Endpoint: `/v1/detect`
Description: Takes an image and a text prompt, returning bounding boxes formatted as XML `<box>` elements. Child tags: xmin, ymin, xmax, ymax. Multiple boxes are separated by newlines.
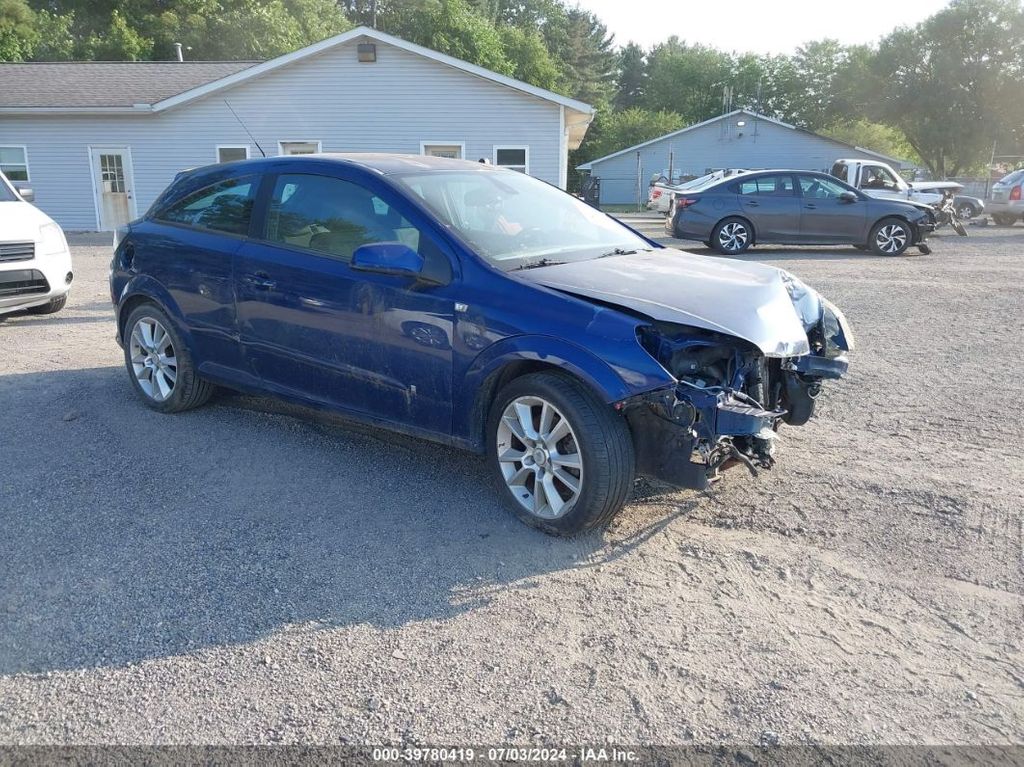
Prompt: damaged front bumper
<box><xmin>625</xmin><ymin>301</ymin><xmax>853</xmax><ymax>490</ymax></box>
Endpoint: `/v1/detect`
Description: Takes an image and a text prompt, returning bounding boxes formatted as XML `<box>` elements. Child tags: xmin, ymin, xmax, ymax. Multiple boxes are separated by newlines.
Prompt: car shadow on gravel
<box><xmin>0</xmin><ymin>366</ymin><xmax>679</xmax><ymax>676</ymax></box>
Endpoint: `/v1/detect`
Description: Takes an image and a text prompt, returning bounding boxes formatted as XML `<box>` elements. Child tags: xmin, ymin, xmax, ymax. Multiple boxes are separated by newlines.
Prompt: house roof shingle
<box><xmin>0</xmin><ymin>61</ymin><xmax>259</xmax><ymax>108</ymax></box>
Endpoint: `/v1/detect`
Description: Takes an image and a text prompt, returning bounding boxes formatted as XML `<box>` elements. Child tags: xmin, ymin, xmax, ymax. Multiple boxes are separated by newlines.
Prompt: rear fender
<box><xmin>115</xmin><ymin>275</ymin><xmax>194</xmax><ymax>349</ymax></box>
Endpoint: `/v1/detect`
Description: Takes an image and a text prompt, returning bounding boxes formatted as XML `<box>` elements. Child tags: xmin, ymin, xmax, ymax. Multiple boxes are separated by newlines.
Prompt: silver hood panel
<box><xmin>519</xmin><ymin>249</ymin><xmax>811</xmax><ymax>357</ymax></box>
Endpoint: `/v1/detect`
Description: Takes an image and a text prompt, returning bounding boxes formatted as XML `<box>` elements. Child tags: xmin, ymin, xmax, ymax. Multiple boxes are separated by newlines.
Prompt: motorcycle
<box><xmin>935</xmin><ymin>189</ymin><xmax>969</xmax><ymax>237</ymax></box>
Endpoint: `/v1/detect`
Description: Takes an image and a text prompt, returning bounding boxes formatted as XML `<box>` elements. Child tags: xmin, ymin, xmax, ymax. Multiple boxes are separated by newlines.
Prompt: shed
<box><xmin>577</xmin><ymin>109</ymin><xmax>906</xmax><ymax>206</ymax></box>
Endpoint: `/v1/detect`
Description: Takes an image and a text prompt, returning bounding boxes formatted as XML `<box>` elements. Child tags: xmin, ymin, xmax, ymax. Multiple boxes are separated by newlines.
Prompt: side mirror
<box><xmin>15</xmin><ymin>185</ymin><xmax>34</xmax><ymax>203</ymax></box>
<box><xmin>351</xmin><ymin>242</ymin><xmax>424</xmax><ymax>278</ymax></box>
<box><xmin>838</xmin><ymin>191</ymin><xmax>858</xmax><ymax>203</ymax></box>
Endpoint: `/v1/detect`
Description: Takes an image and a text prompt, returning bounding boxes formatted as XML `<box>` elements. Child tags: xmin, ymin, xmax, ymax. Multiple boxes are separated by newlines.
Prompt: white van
<box><xmin>0</xmin><ymin>171</ymin><xmax>73</xmax><ymax>317</ymax></box>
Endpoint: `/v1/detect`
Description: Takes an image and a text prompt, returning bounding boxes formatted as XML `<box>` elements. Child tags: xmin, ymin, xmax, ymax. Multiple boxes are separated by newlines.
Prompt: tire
<box><xmin>26</xmin><ymin>294</ymin><xmax>67</xmax><ymax>315</ymax></box>
<box><xmin>992</xmin><ymin>213</ymin><xmax>1017</xmax><ymax>227</ymax></box>
<box><xmin>711</xmin><ymin>217</ymin><xmax>753</xmax><ymax>255</ymax></box>
<box><xmin>955</xmin><ymin>203</ymin><xmax>975</xmax><ymax>220</ymax></box>
<box><xmin>486</xmin><ymin>371</ymin><xmax>635</xmax><ymax>536</ymax></box>
<box><xmin>869</xmin><ymin>217</ymin><xmax>912</xmax><ymax>256</ymax></box>
<box><xmin>123</xmin><ymin>303</ymin><xmax>215</xmax><ymax>413</ymax></box>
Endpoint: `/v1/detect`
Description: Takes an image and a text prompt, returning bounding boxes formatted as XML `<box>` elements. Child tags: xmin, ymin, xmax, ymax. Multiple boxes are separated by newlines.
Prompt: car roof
<box><xmin>216</xmin><ymin>152</ymin><xmax>494</xmax><ymax>176</ymax></box>
<box><xmin>700</xmin><ymin>169</ymin><xmax>833</xmax><ymax>189</ymax></box>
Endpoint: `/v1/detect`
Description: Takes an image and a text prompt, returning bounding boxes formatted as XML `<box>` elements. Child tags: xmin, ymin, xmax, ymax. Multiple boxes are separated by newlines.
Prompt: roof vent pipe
<box><xmin>174</xmin><ymin>43</ymin><xmax>184</xmax><ymax>62</ymax></box>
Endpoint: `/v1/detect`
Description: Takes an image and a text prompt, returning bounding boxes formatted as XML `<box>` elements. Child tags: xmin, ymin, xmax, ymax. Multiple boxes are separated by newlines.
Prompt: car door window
<box><xmin>264</xmin><ymin>173</ymin><xmax>424</xmax><ymax>262</ymax></box>
<box><xmin>156</xmin><ymin>176</ymin><xmax>255</xmax><ymax>235</ymax></box>
<box><xmin>798</xmin><ymin>176</ymin><xmax>851</xmax><ymax>200</ymax></box>
<box><xmin>737</xmin><ymin>175</ymin><xmax>795</xmax><ymax>196</ymax></box>
<box><xmin>262</xmin><ymin>173</ymin><xmax>453</xmax><ymax>283</ymax></box>
<box><xmin>860</xmin><ymin>166</ymin><xmax>899</xmax><ymax>191</ymax></box>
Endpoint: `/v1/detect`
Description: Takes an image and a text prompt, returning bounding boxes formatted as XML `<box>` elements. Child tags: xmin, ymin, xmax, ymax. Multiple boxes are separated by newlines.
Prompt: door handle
<box><xmin>243</xmin><ymin>273</ymin><xmax>276</xmax><ymax>290</ymax></box>
<box><xmin>744</xmin><ymin>200</ymin><xmax>760</xmax><ymax>207</ymax></box>
<box><xmin>804</xmin><ymin>204</ymin><xmax>817</xmax><ymax>209</ymax></box>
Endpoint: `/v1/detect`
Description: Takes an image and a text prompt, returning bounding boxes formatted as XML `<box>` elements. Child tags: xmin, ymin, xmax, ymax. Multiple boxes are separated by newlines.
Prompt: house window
<box><xmin>0</xmin><ymin>146</ymin><xmax>29</xmax><ymax>182</ymax></box>
<box><xmin>493</xmin><ymin>146</ymin><xmax>528</xmax><ymax>173</ymax></box>
<box><xmin>421</xmin><ymin>143</ymin><xmax>464</xmax><ymax>159</ymax></box>
<box><xmin>217</xmin><ymin>145</ymin><xmax>250</xmax><ymax>163</ymax></box>
<box><xmin>279</xmin><ymin>141</ymin><xmax>321</xmax><ymax>156</ymax></box>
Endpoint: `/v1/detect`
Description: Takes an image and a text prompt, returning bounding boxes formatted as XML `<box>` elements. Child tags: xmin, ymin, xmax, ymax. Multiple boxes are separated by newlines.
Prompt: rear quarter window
<box><xmin>997</xmin><ymin>169</ymin><xmax>1024</xmax><ymax>185</ymax></box>
<box><xmin>155</xmin><ymin>175</ymin><xmax>256</xmax><ymax>236</ymax></box>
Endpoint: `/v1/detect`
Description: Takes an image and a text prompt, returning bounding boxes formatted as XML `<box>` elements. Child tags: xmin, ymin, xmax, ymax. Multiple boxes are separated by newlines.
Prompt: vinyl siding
<box><xmin>586</xmin><ymin>118</ymin><xmax>892</xmax><ymax>206</ymax></box>
<box><xmin>0</xmin><ymin>39</ymin><xmax>563</xmax><ymax>230</ymax></box>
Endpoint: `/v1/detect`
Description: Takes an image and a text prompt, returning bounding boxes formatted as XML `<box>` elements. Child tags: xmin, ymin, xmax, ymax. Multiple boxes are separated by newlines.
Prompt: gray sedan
<box><xmin>665</xmin><ymin>170</ymin><xmax>936</xmax><ymax>256</ymax></box>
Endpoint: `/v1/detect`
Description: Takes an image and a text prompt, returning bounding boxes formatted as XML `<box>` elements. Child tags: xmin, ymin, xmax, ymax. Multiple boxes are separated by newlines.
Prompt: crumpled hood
<box><xmin>518</xmin><ymin>248</ymin><xmax>811</xmax><ymax>357</ymax></box>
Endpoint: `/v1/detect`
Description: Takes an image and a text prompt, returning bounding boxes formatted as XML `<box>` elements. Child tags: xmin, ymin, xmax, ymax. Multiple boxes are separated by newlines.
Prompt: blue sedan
<box><xmin>110</xmin><ymin>155</ymin><xmax>853</xmax><ymax>535</ymax></box>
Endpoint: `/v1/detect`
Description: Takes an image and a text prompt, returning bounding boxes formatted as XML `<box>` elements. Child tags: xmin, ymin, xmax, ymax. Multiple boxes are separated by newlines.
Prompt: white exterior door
<box><xmin>89</xmin><ymin>147</ymin><xmax>136</xmax><ymax>231</ymax></box>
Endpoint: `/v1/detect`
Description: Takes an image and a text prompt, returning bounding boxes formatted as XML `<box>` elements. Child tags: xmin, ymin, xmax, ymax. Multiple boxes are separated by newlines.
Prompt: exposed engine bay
<box><xmin>624</xmin><ymin>298</ymin><xmax>853</xmax><ymax>490</ymax></box>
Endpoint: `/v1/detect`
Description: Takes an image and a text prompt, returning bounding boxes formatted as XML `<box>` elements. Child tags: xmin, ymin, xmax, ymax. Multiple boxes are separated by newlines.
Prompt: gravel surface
<box><xmin>0</xmin><ymin>225</ymin><xmax>1022</xmax><ymax>746</ymax></box>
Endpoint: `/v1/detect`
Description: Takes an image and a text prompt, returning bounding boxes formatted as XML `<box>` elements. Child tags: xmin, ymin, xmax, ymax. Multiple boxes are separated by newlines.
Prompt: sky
<box><xmin>575</xmin><ymin>0</ymin><xmax>945</xmax><ymax>54</ymax></box>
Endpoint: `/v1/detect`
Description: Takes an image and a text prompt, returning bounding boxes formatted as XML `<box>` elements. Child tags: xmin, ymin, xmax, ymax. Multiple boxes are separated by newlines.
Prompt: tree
<box><xmin>32</xmin><ymin>10</ymin><xmax>75</xmax><ymax>60</ymax></box>
<box><xmin>869</xmin><ymin>0</ymin><xmax>1024</xmax><ymax>176</ymax></box>
<box><xmin>614</xmin><ymin>42</ymin><xmax>645</xmax><ymax>110</ymax></box>
<box><xmin>787</xmin><ymin>40</ymin><xmax>873</xmax><ymax>130</ymax></box>
<box><xmin>0</xmin><ymin>0</ymin><xmax>37</xmax><ymax>61</ymax></box>
<box><xmin>729</xmin><ymin>52</ymin><xmax>799</xmax><ymax>122</ymax></box>
<box><xmin>821</xmin><ymin>120</ymin><xmax>921</xmax><ymax>165</ymax></box>
<box><xmin>25</xmin><ymin>0</ymin><xmax>351</xmax><ymax>60</ymax></box>
<box><xmin>499</xmin><ymin>25</ymin><xmax>560</xmax><ymax>90</ymax></box>
<box><xmin>577</xmin><ymin>107</ymin><xmax>685</xmax><ymax>165</ymax></box>
<box><xmin>542</xmin><ymin>7</ymin><xmax>617</xmax><ymax>107</ymax></box>
<box><xmin>641</xmin><ymin>38</ymin><xmax>733</xmax><ymax>123</ymax></box>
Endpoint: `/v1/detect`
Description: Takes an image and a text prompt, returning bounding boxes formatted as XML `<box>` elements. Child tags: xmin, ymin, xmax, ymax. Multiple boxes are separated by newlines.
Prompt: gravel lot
<box><xmin>0</xmin><ymin>224</ymin><xmax>1022</xmax><ymax>746</ymax></box>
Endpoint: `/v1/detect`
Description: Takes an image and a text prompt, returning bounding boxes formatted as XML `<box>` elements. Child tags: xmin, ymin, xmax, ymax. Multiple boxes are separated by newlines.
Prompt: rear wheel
<box><xmin>992</xmin><ymin>213</ymin><xmax>1018</xmax><ymax>226</ymax></box>
<box><xmin>26</xmin><ymin>294</ymin><xmax>67</xmax><ymax>315</ymax></box>
<box><xmin>956</xmin><ymin>203</ymin><xmax>975</xmax><ymax>220</ymax></box>
<box><xmin>487</xmin><ymin>372</ymin><xmax>634</xmax><ymax>536</ymax></box>
<box><xmin>123</xmin><ymin>303</ymin><xmax>215</xmax><ymax>413</ymax></box>
<box><xmin>711</xmin><ymin>217</ymin><xmax>752</xmax><ymax>255</ymax></box>
<box><xmin>869</xmin><ymin>217</ymin><xmax>912</xmax><ymax>256</ymax></box>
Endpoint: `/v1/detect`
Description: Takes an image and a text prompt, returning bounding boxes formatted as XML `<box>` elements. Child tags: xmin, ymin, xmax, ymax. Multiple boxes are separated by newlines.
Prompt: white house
<box><xmin>0</xmin><ymin>26</ymin><xmax>594</xmax><ymax>231</ymax></box>
<box><xmin>577</xmin><ymin>109</ymin><xmax>906</xmax><ymax>206</ymax></box>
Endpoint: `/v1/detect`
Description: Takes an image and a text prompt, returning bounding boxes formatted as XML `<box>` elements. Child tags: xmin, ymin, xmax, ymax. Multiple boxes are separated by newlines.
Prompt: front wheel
<box><xmin>711</xmin><ymin>217</ymin><xmax>753</xmax><ymax>255</ymax></box>
<box><xmin>869</xmin><ymin>218</ymin><xmax>912</xmax><ymax>256</ymax></box>
<box><xmin>956</xmin><ymin>203</ymin><xmax>975</xmax><ymax>220</ymax></box>
<box><xmin>487</xmin><ymin>372</ymin><xmax>635</xmax><ymax>536</ymax></box>
<box><xmin>123</xmin><ymin>303</ymin><xmax>215</xmax><ymax>413</ymax></box>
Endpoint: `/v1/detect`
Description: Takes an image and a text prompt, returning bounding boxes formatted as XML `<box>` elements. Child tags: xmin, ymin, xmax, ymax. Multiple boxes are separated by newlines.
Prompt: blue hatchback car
<box><xmin>110</xmin><ymin>154</ymin><xmax>853</xmax><ymax>535</ymax></box>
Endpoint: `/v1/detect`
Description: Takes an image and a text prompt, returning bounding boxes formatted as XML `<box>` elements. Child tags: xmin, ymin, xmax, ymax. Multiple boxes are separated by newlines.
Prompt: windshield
<box><xmin>392</xmin><ymin>170</ymin><xmax>652</xmax><ymax>269</ymax></box>
<box><xmin>997</xmin><ymin>169</ymin><xmax>1024</xmax><ymax>186</ymax></box>
<box><xmin>0</xmin><ymin>172</ymin><xmax>17</xmax><ymax>202</ymax></box>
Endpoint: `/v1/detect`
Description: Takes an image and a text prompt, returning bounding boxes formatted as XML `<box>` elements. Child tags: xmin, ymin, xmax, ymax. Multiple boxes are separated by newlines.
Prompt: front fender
<box><xmin>453</xmin><ymin>332</ymin><xmax>675</xmax><ymax>445</ymax></box>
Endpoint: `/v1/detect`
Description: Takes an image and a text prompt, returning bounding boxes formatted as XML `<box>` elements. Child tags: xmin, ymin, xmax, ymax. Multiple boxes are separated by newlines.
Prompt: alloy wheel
<box><xmin>496</xmin><ymin>396</ymin><xmax>583</xmax><ymax>519</ymax></box>
<box><xmin>875</xmin><ymin>224</ymin><xmax>908</xmax><ymax>254</ymax></box>
<box><xmin>129</xmin><ymin>317</ymin><xmax>177</xmax><ymax>401</ymax></box>
<box><xmin>718</xmin><ymin>222</ymin><xmax>748</xmax><ymax>252</ymax></box>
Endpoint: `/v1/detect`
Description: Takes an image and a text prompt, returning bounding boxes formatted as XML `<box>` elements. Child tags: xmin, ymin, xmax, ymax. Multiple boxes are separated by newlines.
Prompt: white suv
<box><xmin>0</xmin><ymin>171</ymin><xmax>73</xmax><ymax>317</ymax></box>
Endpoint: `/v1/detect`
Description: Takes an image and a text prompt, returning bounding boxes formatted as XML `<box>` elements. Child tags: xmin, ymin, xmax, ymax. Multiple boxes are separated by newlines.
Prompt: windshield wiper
<box><xmin>599</xmin><ymin>247</ymin><xmax>652</xmax><ymax>258</ymax></box>
<box><xmin>511</xmin><ymin>257</ymin><xmax>566</xmax><ymax>271</ymax></box>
